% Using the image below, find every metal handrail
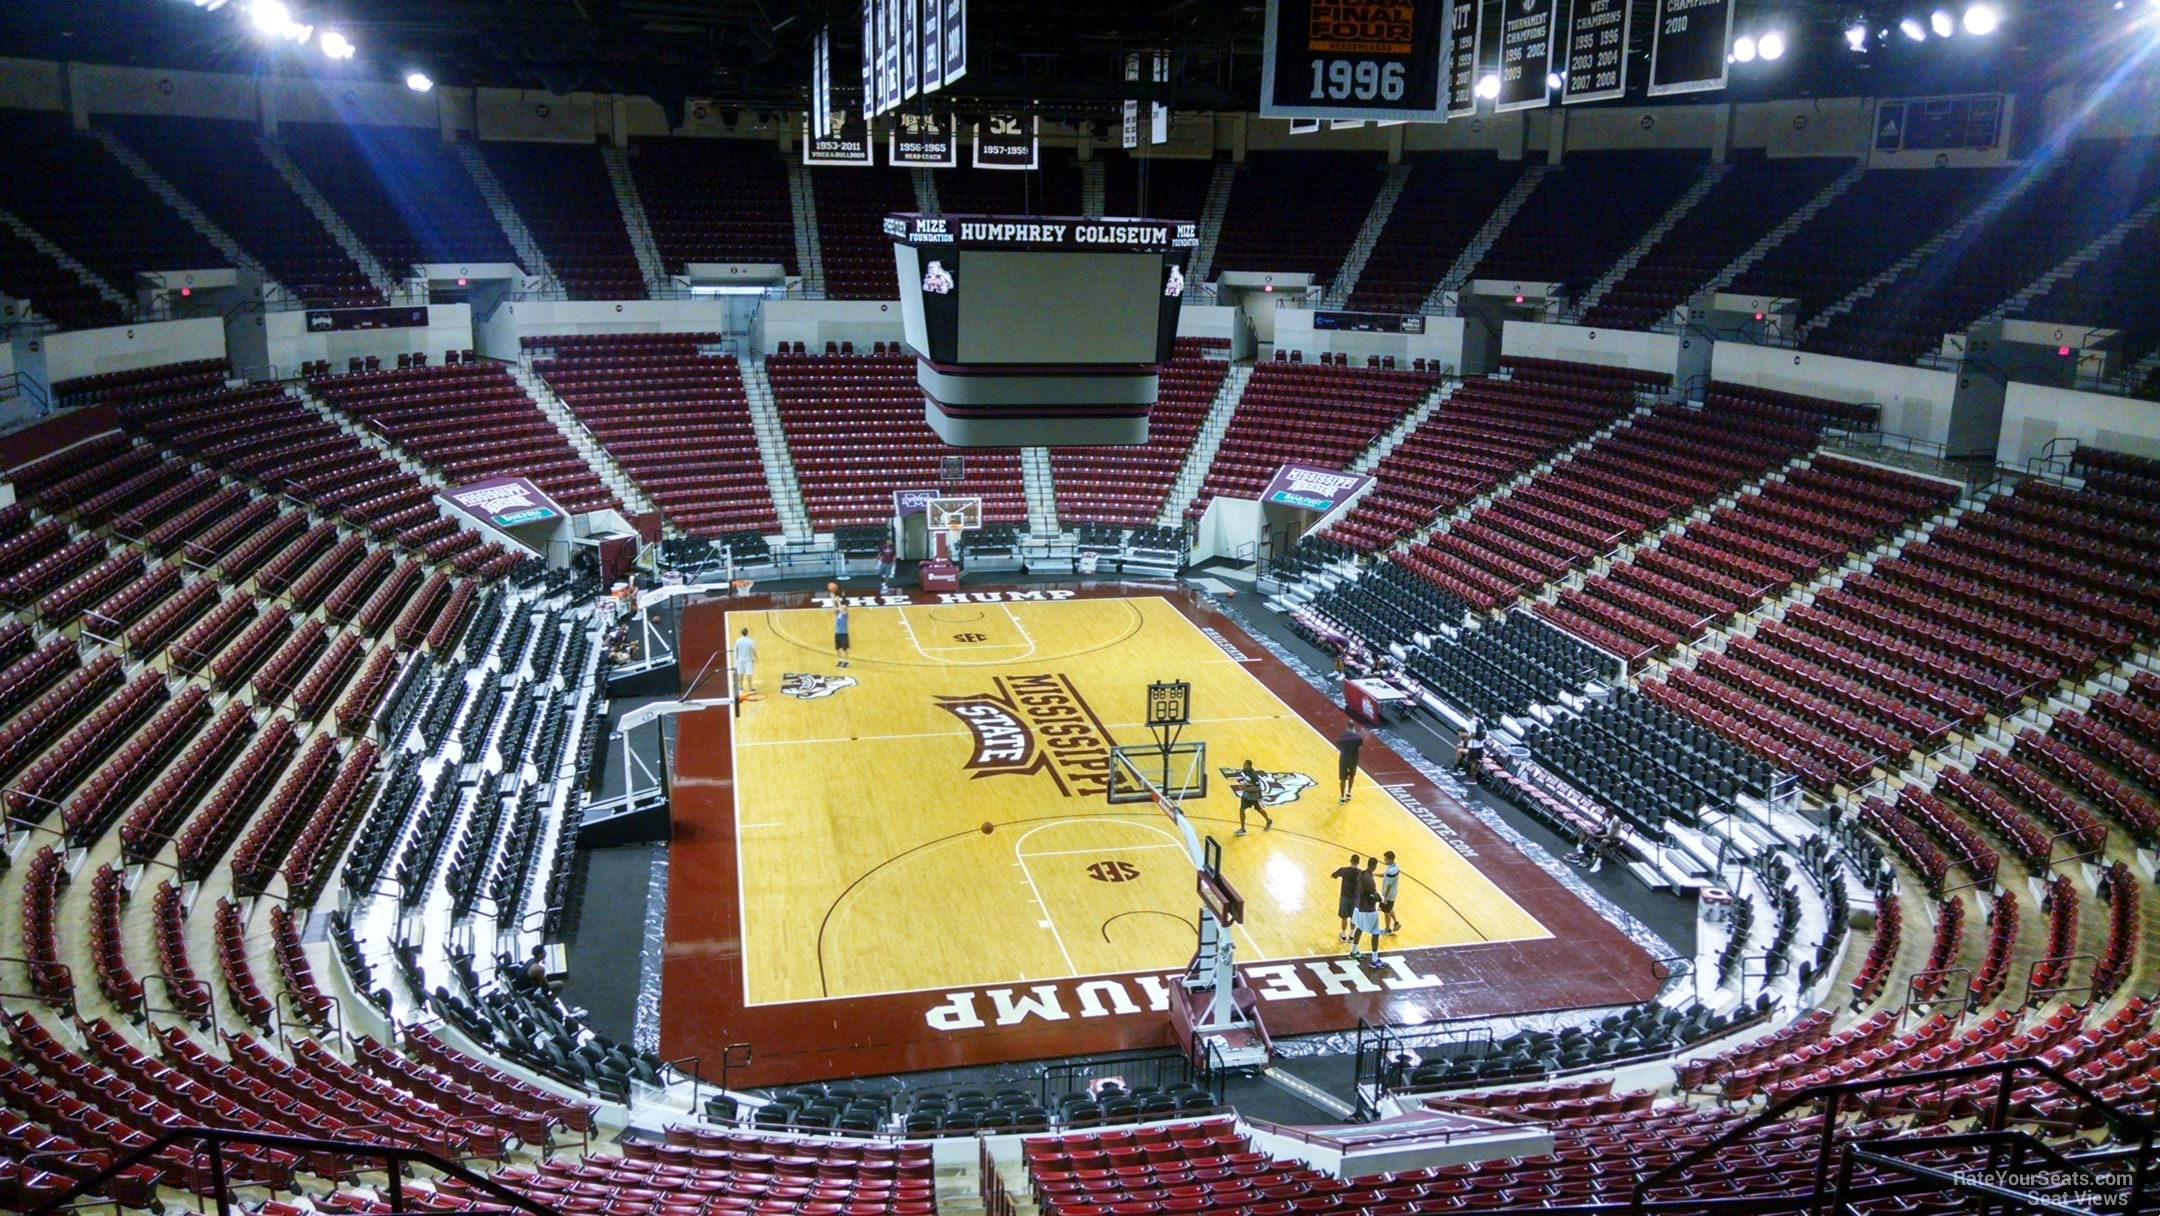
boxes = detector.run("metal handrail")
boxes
[28,1126,556,1216]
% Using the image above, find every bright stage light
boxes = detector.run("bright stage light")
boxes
[1846,23,1869,48]
[1759,31,1786,58]
[1930,9,1955,34]
[1475,73,1501,99]
[405,71,434,92]
[1962,3,2000,31]
[247,0,289,33]
[1900,16,1928,38]
[1547,71,1564,89]
[319,30,355,59]
[1733,34,1758,61]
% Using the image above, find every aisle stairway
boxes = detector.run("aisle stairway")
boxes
[600,145,670,293]
[1323,162,1414,308]
[451,142,558,287]
[1156,363,1254,524]
[259,134,403,299]
[740,357,814,544]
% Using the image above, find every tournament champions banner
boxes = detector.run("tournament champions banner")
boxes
[1647,0,1734,96]
[973,112,1039,170]
[1261,465,1376,532]
[1260,0,1453,122]
[1494,0,1558,112]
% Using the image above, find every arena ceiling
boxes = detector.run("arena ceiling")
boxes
[0,0,2131,120]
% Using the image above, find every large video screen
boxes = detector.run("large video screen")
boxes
[955,251,1165,365]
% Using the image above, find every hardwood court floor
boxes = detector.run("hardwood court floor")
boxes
[727,595,1548,1007]
[664,584,1656,1083]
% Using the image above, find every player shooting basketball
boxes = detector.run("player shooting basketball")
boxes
[1232,759,1273,836]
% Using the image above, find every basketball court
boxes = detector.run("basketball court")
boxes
[663,585,1659,1084]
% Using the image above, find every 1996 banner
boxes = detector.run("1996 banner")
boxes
[1260,0,1451,122]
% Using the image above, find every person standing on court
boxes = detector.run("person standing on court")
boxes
[1336,723,1364,803]
[834,600,851,668]
[1234,759,1273,836]
[1349,856,1383,965]
[733,627,757,697]
[878,535,896,581]
[1379,850,1401,935]
[1331,853,1363,943]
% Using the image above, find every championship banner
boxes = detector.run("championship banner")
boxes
[1261,0,1452,122]
[902,0,920,99]
[812,28,834,139]
[973,111,1038,170]
[861,2,875,117]
[1647,0,1732,97]
[805,107,876,166]
[882,0,903,114]
[1123,53,1141,149]
[941,0,967,85]
[921,0,945,93]
[1260,464,1376,532]
[1495,0,1558,112]
[1561,0,1630,104]
[1444,0,1482,118]
[889,112,958,166]
[443,476,565,530]
[1151,53,1170,146]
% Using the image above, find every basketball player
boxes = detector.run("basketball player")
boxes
[1233,759,1273,836]
[1379,850,1401,935]
[1330,853,1363,942]
[833,601,851,668]
[733,627,757,697]
[1349,856,1383,966]
[1335,724,1363,803]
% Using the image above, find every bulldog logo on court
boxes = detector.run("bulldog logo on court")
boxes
[782,673,857,700]
[935,674,1114,798]
[1218,767,1317,807]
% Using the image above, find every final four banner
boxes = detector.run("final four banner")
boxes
[1260,0,1453,122]
[973,112,1039,170]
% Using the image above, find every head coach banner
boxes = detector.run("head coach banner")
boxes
[1494,0,1558,112]
[1260,0,1452,122]
[1561,0,1631,104]
[973,112,1039,169]
[890,112,958,166]
[1648,0,1732,96]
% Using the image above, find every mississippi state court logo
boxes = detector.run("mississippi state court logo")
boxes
[782,673,857,699]
[935,674,1114,798]
[923,261,955,295]
[1219,767,1317,808]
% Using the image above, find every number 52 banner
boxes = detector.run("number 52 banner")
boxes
[1259,0,1451,122]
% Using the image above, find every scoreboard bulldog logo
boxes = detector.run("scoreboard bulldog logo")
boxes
[922,260,955,294]
[935,674,1114,798]
[1220,767,1318,807]
[1165,265,1186,297]
[782,673,857,699]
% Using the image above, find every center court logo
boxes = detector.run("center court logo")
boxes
[782,673,857,699]
[1219,767,1318,807]
[935,674,1115,798]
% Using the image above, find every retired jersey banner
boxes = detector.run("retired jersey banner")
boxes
[973,111,1038,169]
[1494,0,1558,112]
[889,112,958,166]
[1647,0,1732,96]
[941,0,967,86]
[444,476,565,529]
[1261,0,1452,122]
[1561,0,1630,104]
[805,107,876,165]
